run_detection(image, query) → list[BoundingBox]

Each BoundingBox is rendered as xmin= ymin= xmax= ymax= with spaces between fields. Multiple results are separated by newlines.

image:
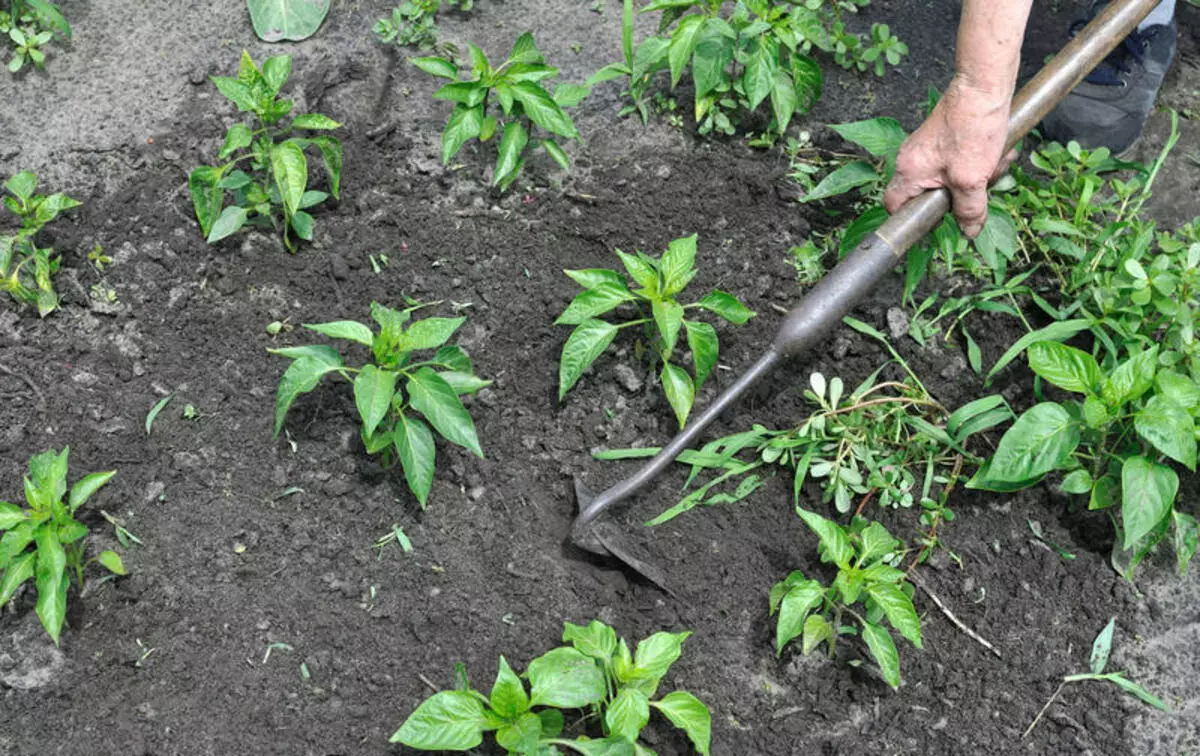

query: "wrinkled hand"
xmin=883 ymin=76 xmax=1017 ymax=238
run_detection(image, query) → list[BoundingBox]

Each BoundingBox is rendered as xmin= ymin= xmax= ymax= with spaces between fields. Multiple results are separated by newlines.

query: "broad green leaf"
xmin=838 ymin=205 xmax=889 ymax=258
xmin=511 ymin=81 xmax=578 ymax=138
xmin=220 ymin=123 xmax=254 ymax=160
xmin=538 ymin=708 xmax=564 ymax=739
xmin=631 ymin=630 xmax=690 ymax=683
xmin=660 ymin=234 xmax=698 ymax=295
xmin=527 ymin=647 xmax=606 ymax=708
xmin=353 ymin=365 xmax=398 ymax=438
xmin=389 ymin=690 xmax=488 ymax=749
xmin=1154 ymin=370 xmax=1200 ymax=409
xmin=398 ymin=317 xmax=467 ymax=352
xmin=394 ymin=414 xmax=436 ymax=507
xmin=866 ymin=582 xmax=922 ymax=648
xmin=1121 ymin=456 xmax=1178 ymax=550
xmin=271 ymin=141 xmax=308 ymax=217
xmin=443 ymin=105 xmax=484 ymax=164
xmin=695 ymin=290 xmax=754 ymax=324
xmin=1089 ymin=617 xmax=1116 ymax=674
xmin=553 ymin=83 xmax=592 ymax=108
xmin=801 ymin=161 xmax=878 ymax=203
xmin=857 ymin=521 xmax=899 ymax=564
xmin=616 ymin=250 xmax=657 ymax=289
xmin=829 ymin=117 xmax=907 ymax=159
xmin=1135 ymin=395 xmax=1197 ymax=470
xmin=1104 ymin=346 xmax=1159 ymax=407
xmin=435 ymin=82 xmax=488 ymax=106
xmin=986 ymin=319 xmax=1092 ymax=384
xmin=1061 ymin=469 xmax=1094 ymax=495
xmin=563 ymin=620 xmax=618 ymax=663
xmin=651 ymin=691 xmax=711 ymax=755
xmin=801 ymin=614 xmax=834 ymax=655
xmin=861 ymin=621 xmax=901 ymax=689
xmin=97 ymin=550 xmax=126 ymax=576
xmin=261 ymin=54 xmax=292 ymax=93
xmin=542 ymin=139 xmax=571 ymax=171
xmin=774 ymin=577 xmax=823 ymax=653
xmin=408 ymin=368 xmax=482 ymax=457
xmin=742 ymin=41 xmax=775 ymax=111
xmin=411 ymin=56 xmax=458 ymax=79
xmin=494 ymin=121 xmax=528 ymax=187
xmin=0 ymin=522 xmax=34 ymax=567
xmin=661 ymin=362 xmax=694 ymax=428
xmin=269 ymin=344 xmax=343 ymax=362
xmin=434 ymin=345 xmax=473 ymax=372
xmin=0 ymin=502 xmax=26 ymax=530
xmin=304 ymin=320 xmax=374 ymax=346
xmin=691 ymin=29 xmax=734 ymax=104
xmin=770 ymin=70 xmax=798 ymax=134
xmin=25 ymin=0 xmax=69 ymax=39
xmin=684 ymin=320 xmax=718 ymax=390
xmin=291 ymin=113 xmax=340 ymax=130
xmin=555 ymin=738 xmax=637 ymax=756
xmin=1173 ymin=510 xmax=1199 ymax=576
xmin=206 ymin=205 xmax=249 ymax=244
xmin=653 ymin=299 xmax=685 ymax=356
xmin=667 ymin=14 xmax=704 ymax=86
xmin=495 ymin=712 xmax=542 ymax=753
xmin=795 ymin=508 xmax=853 ymax=568
xmin=272 ymin=351 xmax=344 ymax=436
xmin=1090 ymin=474 xmax=1120 ymax=510
xmin=790 ymin=53 xmax=822 ymax=114
xmin=559 ymin=319 xmax=619 ymax=399
xmin=0 ymin=552 xmax=35 ymax=606
xmin=187 ymin=166 xmax=224 ymax=237
xmin=977 ymin=403 xmax=1078 ymax=484
xmin=210 ymin=76 xmax=257 ymax=112
xmin=248 ymin=0 xmax=331 ymax=42
xmin=509 ymin=31 xmax=542 ymax=63
xmin=4 ymin=171 xmax=36 ymax=200
xmin=307 ymin=135 xmax=342 ymax=198
xmin=1027 ymin=342 xmax=1102 ymax=395
xmin=973 ymin=206 xmax=1018 ymax=268
xmin=556 ymin=283 xmax=636 ymax=325
xmin=34 ymin=526 xmax=67 ymax=645
xmin=490 ymin=655 xmax=529 ymax=719
xmin=68 ymin=471 xmax=115 ymax=514
xmin=606 ymin=687 xmax=650 ymax=742
xmin=438 ymin=371 xmax=491 ymax=395
xmin=564 ymin=268 xmax=625 ymax=290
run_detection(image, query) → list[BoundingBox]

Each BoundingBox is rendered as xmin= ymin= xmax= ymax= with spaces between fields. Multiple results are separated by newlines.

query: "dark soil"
xmin=2 ymin=1 xmax=1199 ymax=754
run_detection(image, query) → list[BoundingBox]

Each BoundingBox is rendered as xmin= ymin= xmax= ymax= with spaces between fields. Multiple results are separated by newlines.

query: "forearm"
xmin=955 ymin=0 xmax=1034 ymax=105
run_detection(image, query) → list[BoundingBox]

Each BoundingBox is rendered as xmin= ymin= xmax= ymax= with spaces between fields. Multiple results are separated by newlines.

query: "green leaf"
xmin=538 ymin=708 xmax=564 ymax=739
xmin=857 ymin=521 xmax=899 ymax=564
xmin=4 ymin=171 xmax=36 ymax=199
xmin=0 ymin=552 xmax=35 ymax=606
xmin=490 ymin=655 xmax=529 ymax=718
xmin=691 ymin=28 xmax=734 ymax=104
xmin=443 ymin=105 xmax=484 ymax=164
xmin=801 ymin=614 xmax=833 ymax=655
xmin=527 ymin=647 xmax=606 ymax=708
xmin=353 ymin=365 xmax=398 ymax=438
xmin=210 ymin=76 xmax=257 ymax=112
xmin=494 ymin=121 xmax=529 ymax=187
xmin=556 ymin=738 xmax=637 ymax=756
xmin=805 ymin=161 xmax=880 ymax=204
xmin=1135 ymin=395 xmax=1197 ymax=470
xmin=973 ymin=206 xmax=1018 ymax=268
xmin=1106 ymin=674 xmax=1171 ymax=711
xmin=34 ymin=525 xmax=67 ymax=645
xmin=1173 ymin=510 xmax=1199 ymax=576
xmin=631 ymin=630 xmax=690 ymax=683
xmin=304 ymin=320 xmax=375 ymax=346
xmin=188 ymin=166 xmax=224 ymax=238
xmin=1090 ymin=474 xmax=1120 ymax=510
xmin=653 ymin=298 xmax=685 ymax=356
xmin=790 ymin=53 xmax=822 ymax=115
xmin=220 ymin=124 xmax=254 ymax=160
xmin=616 ymin=250 xmax=657 ymax=289
xmin=511 ymin=81 xmax=579 ymax=138
xmin=695 ymin=290 xmax=754 ymax=324
xmin=1121 ymin=455 xmax=1178 ymax=550
xmin=660 ymin=234 xmax=698 ymax=295
xmin=272 ymin=352 xmax=344 ymax=436
xmin=986 ymin=319 xmax=1092 ymax=384
xmin=829 ymin=117 xmax=908 ymax=159
xmin=866 ymin=582 xmax=922 ymax=648
xmin=660 ymin=362 xmax=694 ymax=428
xmin=1061 ymin=469 xmax=1094 ymax=495
xmin=563 ymin=620 xmax=618 ymax=663
xmin=439 ymin=371 xmax=491 ymax=395
xmin=774 ymin=577 xmax=824 ymax=653
xmin=1104 ymin=346 xmax=1159 ymax=406
xmin=553 ymin=83 xmax=592 ymax=108
xmin=394 ymin=413 xmax=436 ymax=508
xmin=684 ymin=320 xmax=718 ymax=391
xmin=206 ymin=205 xmax=249 ymax=244
xmin=0 ymin=502 xmax=26 ymax=530
xmin=1027 ymin=342 xmax=1102 ymax=395
xmin=271 ymin=141 xmax=308 ymax=217
xmin=559 ymin=319 xmax=619 ymax=399
xmin=975 ymin=403 xmax=1078 ymax=484
xmin=261 ymin=54 xmax=292 ymax=93
xmin=411 ymin=56 xmax=458 ymax=79
xmin=495 ymin=712 xmax=542 ymax=753
xmin=742 ymin=41 xmax=775 ymax=111
xmin=796 ymin=508 xmax=853 ymax=567
xmin=68 ymin=471 xmax=115 ymax=514
xmin=434 ymin=345 xmax=473 ymax=372
xmin=25 ymin=0 xmax=69 ymax=39
xmin=1153 ymin=369 xmax=1200 ymax=409
xmin=1089 ymin=617 xmax=1116 ymax=675
xmin=291 ymin=113 xmax=340 ymax=130
xmin=542 ymin=139 xmax=571 ymax=171
xmin=769 ymin=70 xmax=798 ymax=134
xmin=407 ymin=368 xmax=483 ymax=457
xmin=606 ymin=687 xmax=650 ymax=742
xmin=398 ymin=317 xmax=467 ymax=352
xmin=861 ymin=621 xmax=901 ymax=689
xmin=838 ymin=205 xmax=889 ymax=258
xmin=247 ymin=0 xmax=331 ymax=42
xmin=96 ymin=550 xmax=126 ymax=576
xmin=564 ymin=268 xmax=625 ymax=290
xmin=556 ymin=283 xmax=636 ymax=325
xmin=667 ymin=14 xmax=704 ymax=87
xmin=389 ymin=690 xmax=488 ymax=749
xmin=307 ymin=135 xmax=342 ymax=198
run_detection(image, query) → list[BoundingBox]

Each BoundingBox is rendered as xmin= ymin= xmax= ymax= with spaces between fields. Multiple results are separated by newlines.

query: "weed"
xmin=556 ymin=234 xmax=755 ymax=427
xmin=271 ymin=300 xmax=490 ymax=509
xmin=374 ymin=0 xmax=472 ymax=55
xmin=771 ymin=511 xmax=920 ymax=689
xmin=0 ymin=448 xmax=125 ymax=645
xmin=414 ymin=32 xmax=586 ymax=190
xmin=787 ymin=239 xmax=826 ymax=286
xmin=392 ymin=620 xmax=711 ymax=754
xmin=1 ymin=170 xmax=80 ymax=317
xmin=1 ymin=0 xmax=68 ymax=72
xmin=188 ymin=51 xmax=343 ymax=252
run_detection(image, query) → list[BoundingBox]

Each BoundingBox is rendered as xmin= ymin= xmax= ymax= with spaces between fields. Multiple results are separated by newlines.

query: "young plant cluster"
xmin=189 ymin=52 xmax=343 ymax=252
xmin=393 ymin=620 xmax=711 ymax=754
xmin=1 ymin=0 xmax=68 ymax=72
xmin=556 ymin=234 xmax=755 ymax=428
xmin=771 ymin=511 xmax=920 ymax=689
xmin=374 ymin=0 xmax=472 ymax=54
xmin=1 ymin=170 xmax=79 ymax=317
xmin=413 ymin=33 xmax=587 ymax=190
xmin=272 ymin=301 xmax=489 ymax=509
xmin=0 ymin=448 xmax=126 ymax=645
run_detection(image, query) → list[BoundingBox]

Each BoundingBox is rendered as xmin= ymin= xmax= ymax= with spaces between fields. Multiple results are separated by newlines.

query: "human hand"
xmin=883 ymin=75 xmax=1017 ymax=237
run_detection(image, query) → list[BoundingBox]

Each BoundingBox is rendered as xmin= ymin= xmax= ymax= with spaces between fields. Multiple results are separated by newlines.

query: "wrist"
xmin=945 ymin=72 xmax=1014 ymax=114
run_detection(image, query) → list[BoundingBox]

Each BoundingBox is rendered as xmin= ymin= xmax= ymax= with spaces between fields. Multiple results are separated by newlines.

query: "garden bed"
xmin=2 ymin=0 xmax=1200 ymax=753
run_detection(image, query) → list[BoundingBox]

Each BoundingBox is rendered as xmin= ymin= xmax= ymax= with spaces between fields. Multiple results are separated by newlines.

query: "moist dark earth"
xmin=2 ymin=1 xmax=1200 ymax=754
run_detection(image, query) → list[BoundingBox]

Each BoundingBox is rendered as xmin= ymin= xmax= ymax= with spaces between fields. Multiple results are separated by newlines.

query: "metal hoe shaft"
xmin=572 ymin=0 xmax=1162 ymax=551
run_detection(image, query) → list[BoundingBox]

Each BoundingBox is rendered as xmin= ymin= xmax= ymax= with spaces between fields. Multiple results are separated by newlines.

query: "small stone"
xmin=330 ymin=254 xmax=350 ymax=281
xmin=613 ymin=364 xmax=642 ymax=393
xmin=885 ymin=307 xmax=909 ymax=340
xmin=655 ymin=164 xmax=671 ymax=179
xmin=161 ymin=149 xmax=180 ymax=161
xmin=72 ymin=370 xmax=100 ymax=388
xmin=468 ymin=486 xmax=486 ymax=501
